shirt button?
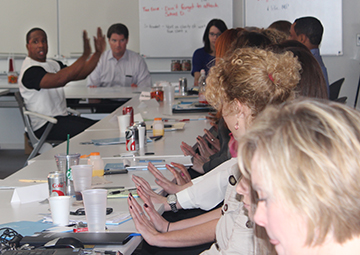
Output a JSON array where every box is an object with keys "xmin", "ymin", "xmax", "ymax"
[
  {"xmin": 224, "ymin": 204, "xmax": 228, "ymax": 211},
  {"xmin": 229, "ymin": 175, "xmax": 237, "ymax": 186}
]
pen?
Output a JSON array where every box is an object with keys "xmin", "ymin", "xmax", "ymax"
[
  {"xmin": 19, "ymin": 179, "xmax": 47, "ymax": 183},
  {"xmin": 139, "ymin": 160, "xmax": 165, "ymax": 163}
]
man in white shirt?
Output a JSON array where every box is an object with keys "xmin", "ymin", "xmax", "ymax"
[{"xmin": 87, "ymin": 23, "xmax": 152, "ymax": 88}]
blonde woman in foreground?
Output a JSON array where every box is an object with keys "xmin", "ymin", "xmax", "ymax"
[{"xmin": 237, "ymin": 99, "xmax": 360, "ymax": 255}]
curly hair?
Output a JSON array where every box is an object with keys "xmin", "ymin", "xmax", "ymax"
[{"xmin": 205, "ymin": 47, "xmax": 301, "ymax": 118}]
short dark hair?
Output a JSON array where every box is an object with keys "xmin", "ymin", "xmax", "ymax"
[
  {"xmin": 107, "ymin": 23, "xmax": 129, "ymax": 39},
  {"xmin": 293, "ymin": 17, "xmax": 323, "ymax": 46},
  {"xmin": 26, "ymin": 27, "xmax": 46, "ymax": 44},
  {"xmin": 268, "ymin": 20, "xmax": 291, "ymax": 36},
  {"xmin": 203, "ymin": 19, "xmax": 228, "ymax": 54}
]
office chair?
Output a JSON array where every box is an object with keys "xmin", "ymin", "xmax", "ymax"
[
  {"xmin": 335, "ymin": 96, "xmax": 348, "ymax": 104},
  {"xmin": 14, "ymin": 92, "xmax": 58, "ymax": 165},
  {"xmin": 329, "ymin": 78, "xmax": 345, "ymax": 101}
]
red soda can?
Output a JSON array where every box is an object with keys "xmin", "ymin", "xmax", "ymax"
[
  {"xmin": 123, "ymin": 106, "xmax": 134, "ymax": 126},
  {"xmin": 48, "ymin": 171, "xmax": 66, "ymax": 196},
  {"xmin": 125, "ymin": 125, "xmax": 138, "ymax": 151}
]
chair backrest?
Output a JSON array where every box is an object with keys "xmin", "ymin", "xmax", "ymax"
[
  {"xmin": 329, "ymin": 78, "xmax": 345, "ymax": 101},
  {"xmin": 14, "ymin": 91, "xmax": 56, "ymax": 165}
]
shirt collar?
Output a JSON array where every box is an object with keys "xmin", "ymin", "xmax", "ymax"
[{"xmin": 108, "ymin": 49, "xmax": 129, "ymax": 62}]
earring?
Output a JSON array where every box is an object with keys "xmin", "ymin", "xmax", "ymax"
[{"xmin": 234, "ymin": 121, "xmax": 239, "ymax": 130}]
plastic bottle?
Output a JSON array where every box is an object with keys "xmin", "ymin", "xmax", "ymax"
[
  {"xmin": 7, "ymin": 54, "xmax": 18, "ymax": 84},
  {"xmin": 198, "ymin": 69, "xmax": 208, "ymax": 104},
  {"xmin": 87, "ymin": 152, "xmax": 104, "ymax": 176},
  {"xmin": 152, "ymin": 118, "xmax": 164, "ymax": 136}
]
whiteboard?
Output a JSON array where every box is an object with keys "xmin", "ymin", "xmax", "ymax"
[
  {"xmin": 245, "ymin": 0, "xmax": 342, "ymax": 56},
  {"xmin": 139, "ymin": 0, "xmax": 233, "ymax": 57}
]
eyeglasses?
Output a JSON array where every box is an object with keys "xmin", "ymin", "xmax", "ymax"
[{"xmin": 209, "ymin": 32, "xmax": 221, "ymax": 38}]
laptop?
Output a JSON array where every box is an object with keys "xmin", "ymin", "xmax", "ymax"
[{"xmin": 20, "ymin": 232, "xmax": 134, "ymax": 248}]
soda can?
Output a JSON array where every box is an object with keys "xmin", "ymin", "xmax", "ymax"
[
  {"xmin": 179, "ymin": 78, "xmax": 187, "ymax": 96},
  {"xmin": 48, "ymin": 171, "xmax": 66, "ymax": 196},
  {"xmin": 125, "ymin": 125, "xmax": 138, "ymax": 151},
  {"xmin": 122, "ymin": 106, "xmax": 134, "ymax": 126}
]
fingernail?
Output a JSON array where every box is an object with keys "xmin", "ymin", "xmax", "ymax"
[
  {"xmin": 155, "ymin": 178, "xmax": 159, "ymax": 182},
  {"xmin": 130, "ymin": 205, "xmax": 133, "ymax": 209},
  {"xmin": 144, "ymin": 203, "xmax": 148, "ymax": 208},
  {"xmin": 181, "ymin": 173, "xmax": 185, "ymax": 177}
]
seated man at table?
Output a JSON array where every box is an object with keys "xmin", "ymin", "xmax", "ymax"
[
  {"xmin": 87, "ymin": 23, "xmax": 152, "ymax": 88},
  {"xmin": 289, "ymin": 16, "xmax": 330, "ymax": 94},
  {"xmin": 19, "ymin": 27, "xmax": 106, "ymax": 141}
]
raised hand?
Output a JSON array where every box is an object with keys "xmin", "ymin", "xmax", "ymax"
[
  {"xmin": 191, "ymin": 154, "xmax": 208, "ymax": 174},
  {"xmin": 93, "ymin": 27, "xmax": 106, "ymax": 54},
  {"xmin": 180, "ymin": 141, "xmax": 197, "ymax": 157},
  {"xmin": 127, "ymin": 193, "xmax": 160, "ymax": 246},
  {"xmin": 135, "ymin": 187, "xmax": 169, "ymax": 233},
  {"xmin": 169, "ymin": 162, "xmax": 191, "ymax": 184},
  {"xmin": 131, "ymin": 175, "xmax": 167, "ymax": 204},
  {"xmin": 148, "ymin": 162, "xmax": 180, "ymax": 194},
  {"xmin": 204, "ymin": 129, "xmax": 220, "ymax": 152},
  {"xmin": 82, "ymin": 30, "xmax": 91, "ymax": 57}
]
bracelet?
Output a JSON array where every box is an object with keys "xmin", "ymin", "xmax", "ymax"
[{"xmin": 167, "ymin": 222, "xmax": 170, "ymax": 232}]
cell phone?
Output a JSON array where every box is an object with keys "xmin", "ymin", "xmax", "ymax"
[{"xmin": 70, "ymin": 207, "xmax": 113, "ymax": 215}]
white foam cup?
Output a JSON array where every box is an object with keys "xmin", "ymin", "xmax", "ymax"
[
  {"xmin": 49, "ymin": 196, "xmax": 71, "ymax": 226},
  {"xmin": 117, "ymin": 114, "xmax": 131, "ymax": 137}
]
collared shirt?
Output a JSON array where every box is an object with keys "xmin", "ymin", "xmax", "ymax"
[
  {"xmin": 311, "ymin": 48, "xmax": 330, "ymax": 95},
  {"xmin": 87, "ymin": 49, "xmax": 152, "ymax": 88}
]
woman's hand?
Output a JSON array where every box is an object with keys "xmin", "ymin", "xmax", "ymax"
[
  {"xmin": 147, "ymin": 162, "xmax": 180, "ymax": 194},
  {"xmin": 127, "ymin": 193, "xmax": 161, "ymax": 246},
  {"xmin": 180, "ymin": 141, "xmax": 198, "ymax": 157},
  {"xmin": 131, "ymin": 175, "xmax": 167, "ymax": 205},
  {"xmin": 191, "ymin": 154, "xmax": 207, "ymax": 174},
  {"xmin": 204, "ymin": 129, "xmax": 221, "ymax": 152},
  {"xmin": 135, "ymin": 187, "xmax": 169, "ymax": 233},
  {"xmin": 170, "ymin": 162, "xmax": 191, "ymax": 184}
]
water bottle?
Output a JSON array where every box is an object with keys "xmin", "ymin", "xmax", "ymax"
[{"xmin": 198, "ymin": 69, "xmax": 208, "ymax": 104}]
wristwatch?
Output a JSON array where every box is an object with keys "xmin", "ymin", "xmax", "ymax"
[{"xmin": 167, "ymin": 194, "xmax": 178, "ymax": 213}]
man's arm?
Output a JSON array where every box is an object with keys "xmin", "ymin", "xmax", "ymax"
[{"xmin": 39, "ymin": 28, "xmax": 105, "ymax": 89}]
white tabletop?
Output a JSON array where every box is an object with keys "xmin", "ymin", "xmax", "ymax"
[{"xmin": 0, "ymin": 89, "xmax": 212, "ymax": 254}]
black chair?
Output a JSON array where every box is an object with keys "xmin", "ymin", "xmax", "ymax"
[
  {"xmin": 329, "ymin": 78, "xmax": 345, "ymax": 101},
  {"xmin": 335, "ymin": 96, "xmax": 348, "ymax": 104},
  {"xmin": 14, "ymin": 92, "xmax": 58, "ymax": 165},
  {"xmin": 354, "ymin": 75, "xmax": 360, "ymax": 108}
]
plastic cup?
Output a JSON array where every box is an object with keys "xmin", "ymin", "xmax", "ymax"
[
  {"xmin": 164, "ymin": 85, "xmax": 175, "ymax": 103},
  {"xmin": 117, "ymin": 115, "xmax": 131, "ymax": 137},
  {"xmin": 54, "ymin": 153, "xmax": 81, "ymax": 196},
  {"xmin": 71, "ymin": 165, "xmax": 93, "ymax": 201},
  {"xmin": 81, "ymin": 189, "xmax": 107, "ymax": 232},
  {"xmin": 49, "ymin": 196, "xmax": 71, "ymax": 226}
]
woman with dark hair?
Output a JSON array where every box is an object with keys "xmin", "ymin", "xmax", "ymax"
[{"xmin": 192, "ymin": 19, "xmax": 227, "ymax": 86}]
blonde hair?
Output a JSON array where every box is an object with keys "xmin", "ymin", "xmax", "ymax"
[
  {"xmin": 238, "ymin": 99, "xmax": 360, "ymax": 246},
  {"xmin": 206, "ymin": 47, "xmax": 301, "ymax": 117}
]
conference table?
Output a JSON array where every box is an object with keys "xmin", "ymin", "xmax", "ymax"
[{"xmin": 0, "ymin": 86, "xmax": 212, "ymax": 255}]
